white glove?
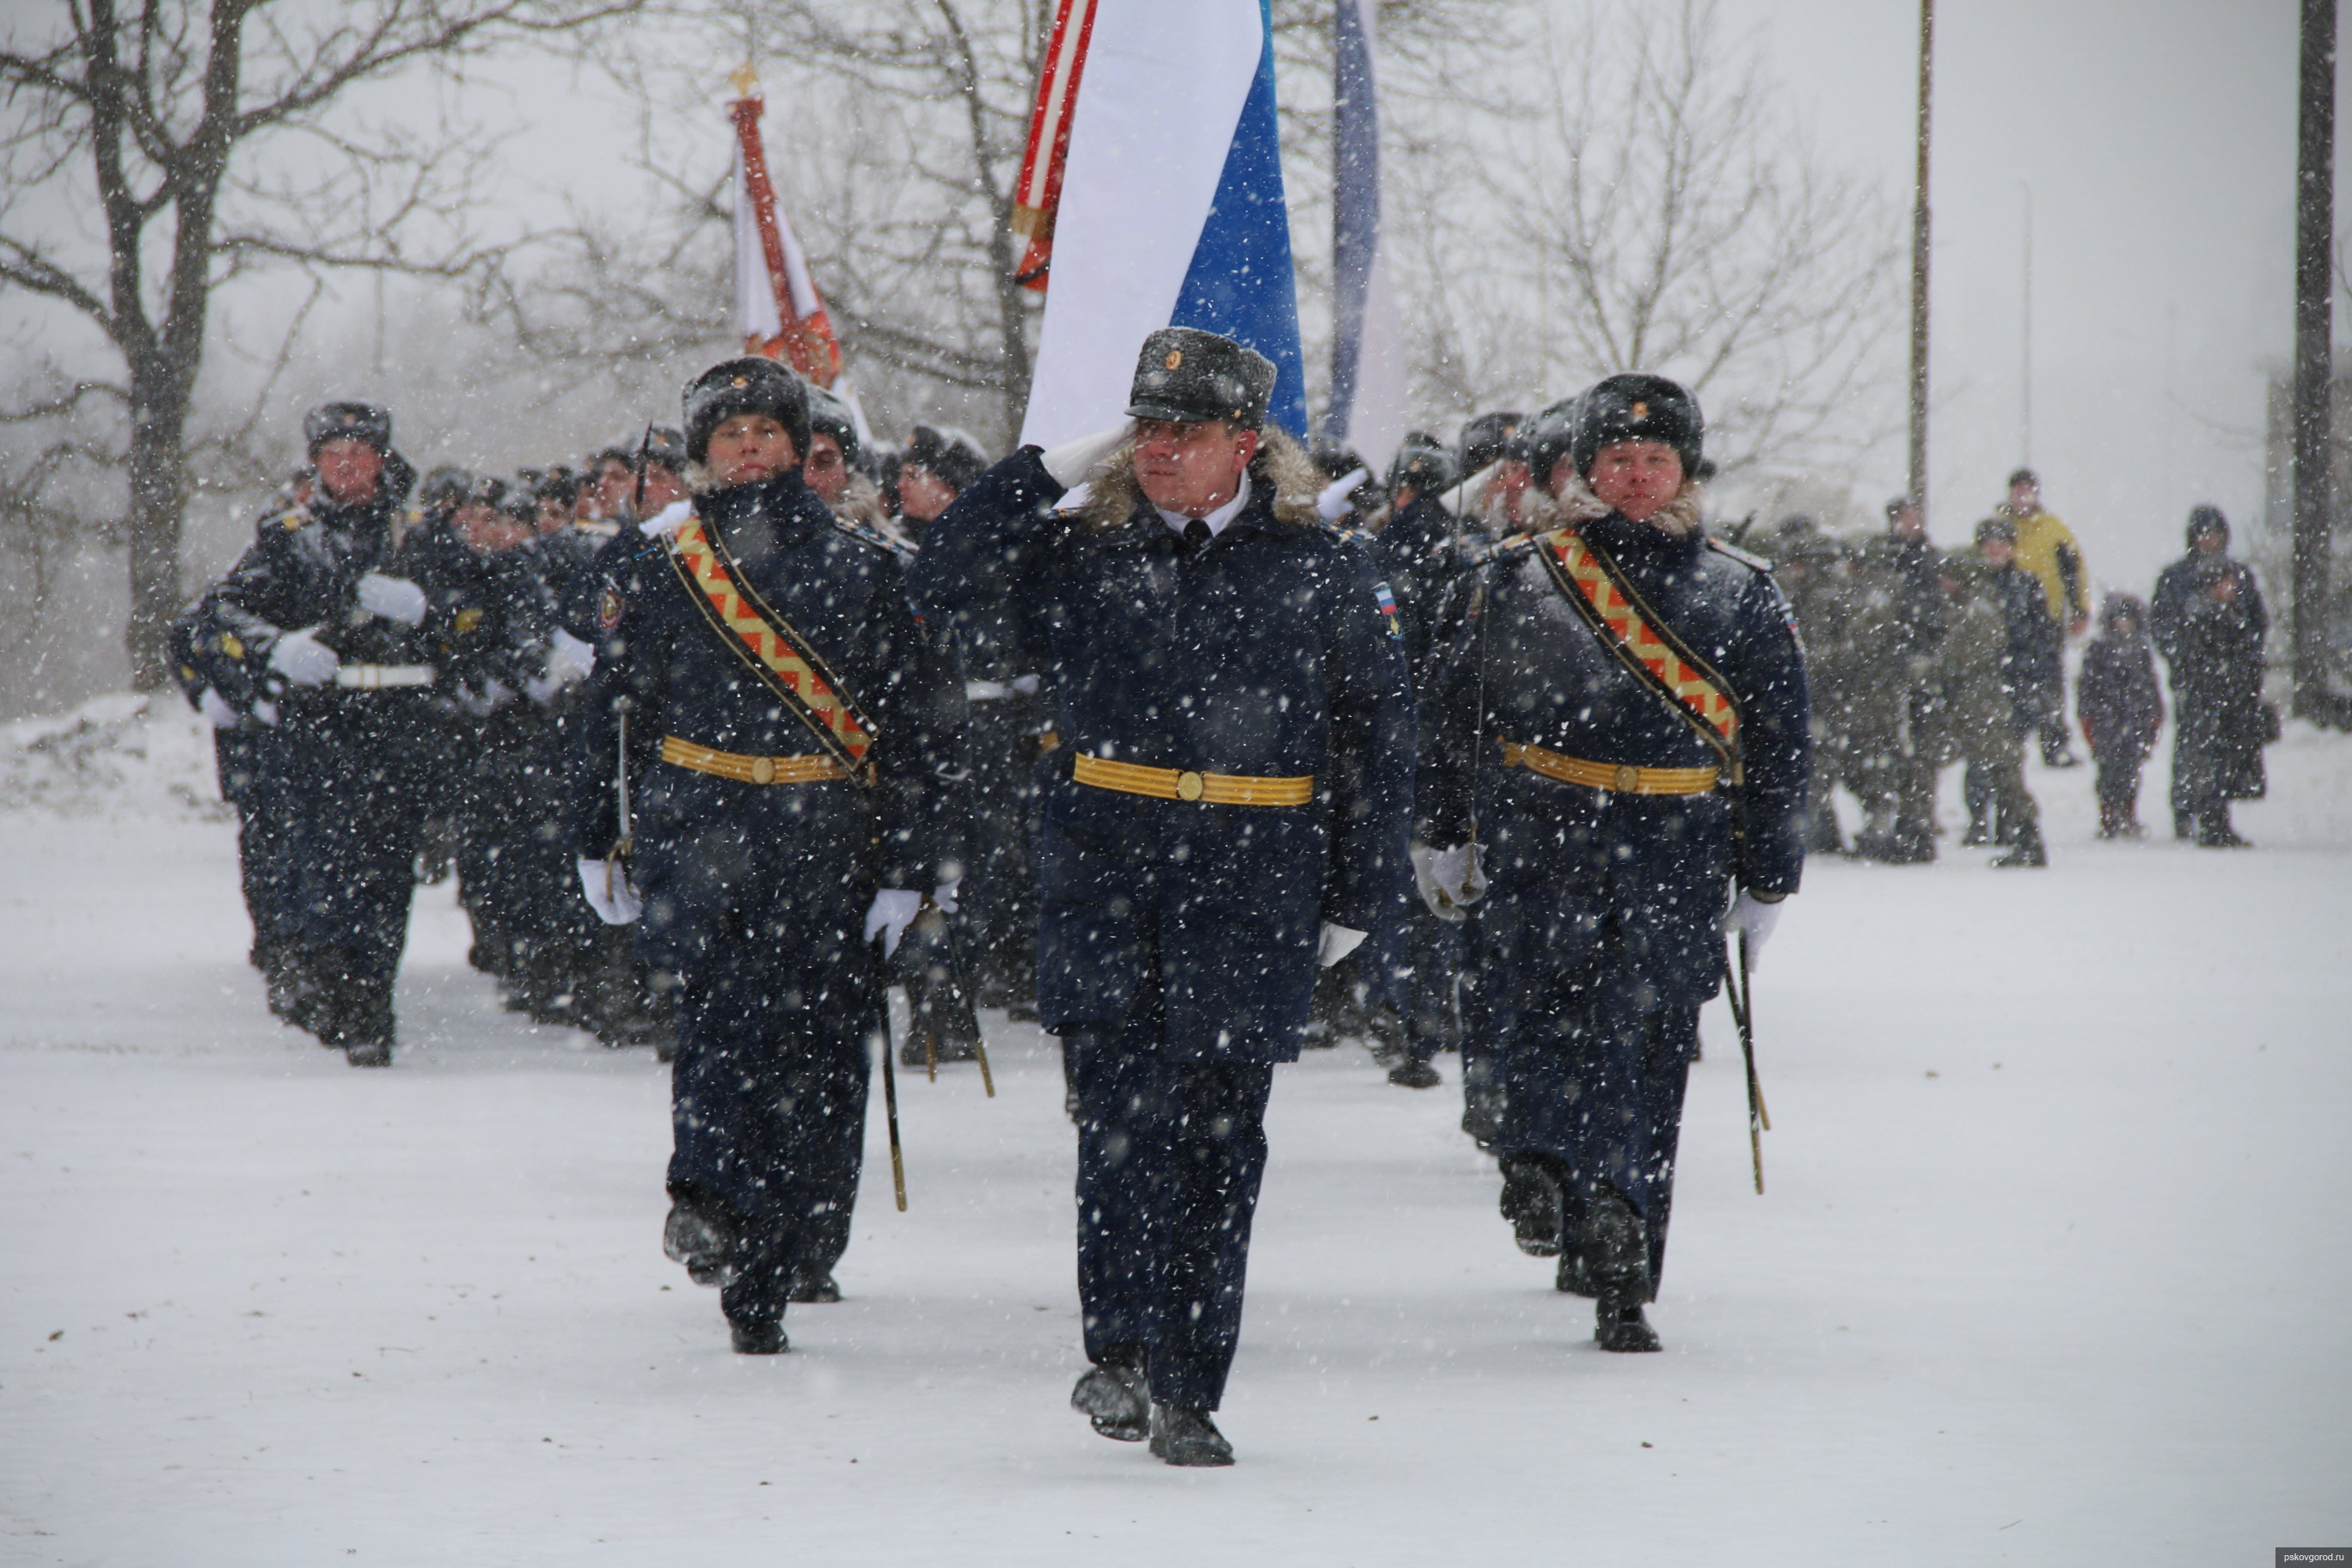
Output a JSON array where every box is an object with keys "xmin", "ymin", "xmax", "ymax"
[
  {"xmin": 546, "ymin": 628, "xmax": 597, "ymax": 684},
  {"xmin": 523, "ymin": 673, "xmax": 561, "ymax": 707},
  {"xmin": 578, "ymin": 858, "xmax": 643, "ymax": 925},
  {"xmin": 252, "ymin": 699, "xmax": 279, "ymax": 727},
  {"xmin": 1317, "ymin": 466, "xmax": 1371, "ymax": 522},
  {"xmin": 355, "ymin": 572, "xmax": 429, "ymax": 628},
  {"xmin": 198, "ymin": 689, "xmax": 241, "ymax": 729},
  {"xmin": 1040, "ymin": 421, "xmax": 1134, "ymax": 488},
  {"xmin": 1722, "ymin": 890, "xmax": 1784, "ymax": 967},
  {"xmin": 1412, "ymin": 842, "xmax": 1486, "ymax": 919},
  {"xmin": 1317, "ymin": 922, "xmax": 1368, "ymax": 968},
  {"xmin": 929, "ymin": 879, "xmax": 962, "ymax": 916},
  {"xmin": 267, "ymin": 626, "xmax": 340, "ymax": 688},
  {"xmin": 864, "ymin": 889, "xmax": 924, "ymax": 958}
]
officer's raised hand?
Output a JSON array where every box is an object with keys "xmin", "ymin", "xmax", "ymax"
[{"xmin": 1038, "ymin": 420, "xmax": 1136, "ymax": 488}]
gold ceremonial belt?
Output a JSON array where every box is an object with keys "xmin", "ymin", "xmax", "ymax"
[
  {"xmin": 661, "ymin": 736, "xmax": 849, "ymax": 786},
  {"xmin": 1498, "ymin": 738, "xmax": 1718, "ymax": 797},
  {"xmin": 1071, "ymin": 752, "xmax": 1314, "ymax": 807}
]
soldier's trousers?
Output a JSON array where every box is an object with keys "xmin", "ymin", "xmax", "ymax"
[
  {"xmin": 264, "ymin": 698, "xmax": 430, "ymax": 1001},
  {"xmin": 1486, "ymin": 948, "xmax": 1697, "ymax": 1298},
  {"xmin": 217, "ymin": 726, "xmax": 296, "ymax": 965},
  {"xmin": 634, "ymin": 822, "xmax": 877, "ymax": 1324},
  {"xmin": 957, "ymin": 691, "xmax": 1044, "ymax": 998},
  {"xmin": 1960, "ymin": 742, "xmax": 2039, "ymax": 841},
  {"xmin": 1066, "ymin": 1000, "xmax": 1273, "ymax": 1413}
]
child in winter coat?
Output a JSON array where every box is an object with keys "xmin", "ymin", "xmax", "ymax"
[{"xmin": 2076, "ymin": 592, "xmax": 2164, "ymax": 837}]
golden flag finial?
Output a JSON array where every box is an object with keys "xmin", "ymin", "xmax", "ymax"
[{"xmin": 728, "ymin": 59, "xmax": 761, "ymax": 99}]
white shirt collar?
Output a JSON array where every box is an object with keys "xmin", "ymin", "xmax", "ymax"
[{"xmin": 1154, "ymin": 472, "xmax": 1251, "ymax": 538}]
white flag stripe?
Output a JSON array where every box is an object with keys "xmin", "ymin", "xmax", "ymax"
[
  {"xmin": 1019, "ymin": 0, "xmax": 1264, "ymax": 450},
  {"xmin": 732, "ymin": 139, "xmax": 782, "ymax": 343}
]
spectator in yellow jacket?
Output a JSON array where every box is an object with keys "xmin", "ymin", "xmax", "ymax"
[{"xmin": 2000, "ymin": 468, "xmax": 2090, "ymax": 766}]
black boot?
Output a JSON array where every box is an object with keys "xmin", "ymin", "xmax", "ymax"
[
  {"xmin": 1961, "ymin": 815, "xmax": 1991, "ymax": 848},
  {"xmin": 663, "ymin": 1199, "xmax": 738, "ymax": 1288},
  {"xmin": 1071, "ymin": 1346, "xmax": 1148, "ymax": 1442},
  {"xmin": 786, "ymin": 1267, "xmax": 842, "ymax": 1304},
  {"xmin": 1586, "ymin": 1191, "xmax": 1661, "ymax": 1352},
  {"xmin": 2196, "ymin": 807, "xmax": 2251, "ymax": 848},
  {"xmin": 1884, "ymin": 817, "xmax": 1938, "ymax": 863},
  {"xmin": 320, "ymin": 969, "xmax": 395, "ymax": 1067},
  {"xmin": 1991, "ymin": 820, "xmax": 2048, "ymax": 868},
  {"xmin": 1461, "ymin": 1077, "xmax": 1505, "ymax": 1153},
  {"xmin": 1498, "ymin": 1155, "xmax": 1565, "ymax": 1258},
  {"xmin": 1554, "ymin": 1243, "xmax": 1596, "ymax": 1298},
  {"xmin": 2173, "ymin": 809, "xmax": 2195, "ymax": 841},
  {"xmin": 1387, "ymin": 1057, "xmax": 1442, "ymax": 1090},
  {"xmin": 1148, "ymin": 1403, "xmax": 1234, "ymax": 1467},
  {"xmin": 728, "ymin": 1311, "xmax": 787, "ymax": 1355}
]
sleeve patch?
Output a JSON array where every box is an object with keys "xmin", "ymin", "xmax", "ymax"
[
  {"xmin": 1373, "ymin": 579, "xmax": 1403, "ymax": 639},
  {"xmin": 597, "ymin": 585, "xmax": 626, "ymax": 631}
]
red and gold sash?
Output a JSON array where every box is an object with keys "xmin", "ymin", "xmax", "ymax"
[
  {"xmin": 1533, "ymin": 527, "xmax": 1743, "ymax": 783},
  {"xmin": 665, "ymin": 514, "xmax": 877, "ymax": 783}
]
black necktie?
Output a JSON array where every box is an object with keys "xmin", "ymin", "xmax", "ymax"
[{"xmin": 1181, "ymin": 517, "xmax": 1211, "ymax": 557}]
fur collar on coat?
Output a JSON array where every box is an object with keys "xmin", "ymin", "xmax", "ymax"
[{"xmin": 1070, "ymin": 425, "xmax": 1326, "ymax": 534}]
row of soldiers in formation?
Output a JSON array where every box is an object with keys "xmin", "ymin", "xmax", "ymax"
[
  {"xmin": 1750, "ymin": 475, "xmax": 2274, "ymax": 867},
  {"xmin": 171, "ymin": 328, "xmax": 2259, "ymax": 1467}
]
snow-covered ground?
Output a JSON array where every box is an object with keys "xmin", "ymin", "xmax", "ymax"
[{"xmin": 3, "ymin": 699, "xmax": 2348, "ymax": 1565}]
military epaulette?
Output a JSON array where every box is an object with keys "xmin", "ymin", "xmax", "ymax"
[{"xmin": 1706, "ymin": 537, "xmax": 1774, "ymax": 573}]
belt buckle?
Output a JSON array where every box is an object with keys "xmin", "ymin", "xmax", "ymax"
[
  {"xmin": 1613, "ymin": 763, "xmax": 1640, "ymax": 793},
  {"xmin": 750, "ymin": 756, "xmax": 777, "ymax": 785},
  {"xmin": 1175, "ymin": 769, "xmax": 1204, "ymax": 802}
]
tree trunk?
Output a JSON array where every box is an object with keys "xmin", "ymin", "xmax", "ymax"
[{"xmin": 122, "ymin": 372, "xmax": 192, "ymax": 690}]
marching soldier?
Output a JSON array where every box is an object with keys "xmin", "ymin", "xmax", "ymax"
[
  {"xmin": 1415, "ymin": 375, "xmax": 1810, "ymax": 1352},
  {"xmin": 188, "ymin": 401, "xmax": 436, "ymax": 1066},
  {"xmin": 911, "ymin": 328, "xmax": 1413, "ymax": 1466},
  {"xmin": 1375, "ymin": 431, "xmax": 1464, "ymax": 1091},
  {"xmin": 891, "ymin": 422, "xmax": 989, "ymax": 540},
  {"xmin": 569, "ymin": 358, "xmax": 967, "ymax": 1353},
  {"xmin": 1764, "ymin": 515, "xmax": 1853, "ymax": 858}
]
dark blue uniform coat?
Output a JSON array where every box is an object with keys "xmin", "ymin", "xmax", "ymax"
[
  {"xmin": 913, "ymin": 448, "xmax": 1415, "ymax": 1063},
  {"xmin": 1418, "ymin": 508, "xmax": 1809, "ymax": 1293},
  {"xmin": 569, "ymin": 471, "xmax": 965, "ymax": 1326},
  {"xmin": 914, "ymin": 443, "xmax": 1412, "ymax": 1412}
]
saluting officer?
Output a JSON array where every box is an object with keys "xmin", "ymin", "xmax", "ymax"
[
  {"xmin": 913, "ymin": 328, "xmax": 1413, "ymax": 1467},
  {"xmin": 569, "ymin": 358, "xmax": 967, "ymax": 1354},
  {"xmin": 190, "ymin": 402, "xmax": 437, "ymax": 1066},
  {"xmin": 1416, "ymin": 376, "xmax": 1810, "ymax": 1352}
]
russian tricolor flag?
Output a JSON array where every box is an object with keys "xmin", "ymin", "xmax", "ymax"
[{"xmin": 1019, "ymin": 0, "xmax": 1308, "ymax": 449}]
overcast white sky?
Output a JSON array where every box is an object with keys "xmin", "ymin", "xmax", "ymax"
[
  {"xmin": 10, "ymin": 0, "xmax": 2328, "ymax": 606},
  {"xmin": 1715, "ymin": 0, "xmax": 2312, "ymax": 592}
]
